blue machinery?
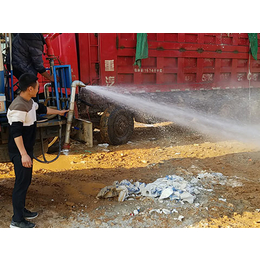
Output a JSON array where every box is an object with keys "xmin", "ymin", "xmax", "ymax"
[
  {"xmin": 0, "ymin": 56, "xmax": 71, "ymax": 163},
  {"xmin": 34, "ymin": 65, "xmax": 73, "ymax": 163},
  {"xmin": 46, "ymin": 65, "xmax": 72, "ymax": 110},
  {"xmin": 1, "ymin": 64, "xmax": 72, "ymax": 119},
  {"xmin": 1, "ymin": 37, "xmax": 92, "ymax": 163}
]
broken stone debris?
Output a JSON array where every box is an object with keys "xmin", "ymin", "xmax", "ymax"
[
  {"xmin": 138, "ymin": 175, "xmax": 197, "ymax": 203},
  {"xmin": 128, "ymin": 207, "xmax": 184, "ymax": 220},
  {"xmin": 96, "ymin": 172, "xmax": 227, "ymax": 204},
  {"xmin": 148, "ymin": 208, "xmax": 172, "ymax": 215},
  {"xmin": 175, "ymin": 215, "xmax": 185, "ymax": 221},
  {"xmin": 61, "ymin": 149, "xmax": 70, "ymax": 155},
  {"xmin": 98, "ymin": 143, "xmax": 109, "ymax": 148}
]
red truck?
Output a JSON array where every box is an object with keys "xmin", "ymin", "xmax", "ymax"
[{"xmin": 40, "ymin": 33, "xmax": 260, "ymax": 145}]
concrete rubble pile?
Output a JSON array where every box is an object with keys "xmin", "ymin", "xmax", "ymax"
[{"xmin": 96, "ymin": 171, "xmax": 227, "ymax": 204}]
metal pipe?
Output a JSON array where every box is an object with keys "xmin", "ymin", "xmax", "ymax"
[
  {"xmin": 44, "ymin": 83, "xmax": 51, "ymax": 100},
  {"xmin": 44, "ymin": 33, "xmax": 61, "ymax": 58},
  {"xmin": 63, "ymin": 80, "xmax": 86, "ymax": 149}
]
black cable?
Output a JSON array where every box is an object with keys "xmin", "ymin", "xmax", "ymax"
[{"xmin": 33, "ymin": 117, "xmax": 62, "ymax": 164}]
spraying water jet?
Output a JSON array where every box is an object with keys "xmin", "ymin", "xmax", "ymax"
[{"xmin": 80, "ymin": 85, "xmax": 260, "ymax": 149}]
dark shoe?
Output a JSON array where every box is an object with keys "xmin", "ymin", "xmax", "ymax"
[
  {"xmin": 24, "ymin": 208, "xmax": 38, "ymax": 220},
  {"xmin": 10, "ymin": 219, "xmax": 35, "ymax": 228}
]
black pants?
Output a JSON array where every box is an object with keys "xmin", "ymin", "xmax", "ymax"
[{"xmin": 11, "ymin": 154, "xmax": 33, "ymax": 222}]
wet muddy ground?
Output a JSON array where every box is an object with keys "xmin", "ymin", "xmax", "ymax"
[{"xmin": 1, "ymin": 122, "xmax": 260, "ymax": 228}]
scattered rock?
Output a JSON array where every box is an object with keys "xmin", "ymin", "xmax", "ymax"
[
  {"xmin": 95, "ymin": 220, "xmax": 102, "ymax": 226},
  {"xmin": 66, "ymin": 201, "xmax": 75, "ymax": 207}
]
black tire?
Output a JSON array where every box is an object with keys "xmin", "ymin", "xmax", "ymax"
[
  {"xmin": 100, "ymin": 106, "xmax": 134, "ymax": 145},
  {"xmin": 0, "ymin": 139, "xmax": 48, "ymax": 163}
]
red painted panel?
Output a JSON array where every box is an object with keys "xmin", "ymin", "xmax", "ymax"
[
  {"xmin": 99, "ymin": 33, "xmax": 117, "ymax": 86},
  {"xmin": 44, "ymin": 33, "xmax": 260, "ymax": 93},
  {"xmin": 39, "ymin": 33, "xmax": 78, "ymax": 91},
  {"xmin": 77, "ymin": 33, "xmax": 90, "ymax": 84},
  {"xmin": 43, "ymin": 33, "xmax": 78, "ymax": 80}
]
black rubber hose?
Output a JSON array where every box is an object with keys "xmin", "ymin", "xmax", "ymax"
[{"xmin": 33, "ymin": 118, "xmax": 62, "ymax": 164}]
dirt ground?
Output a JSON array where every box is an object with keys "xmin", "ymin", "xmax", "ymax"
[{"xmin": 1, "ymin": 122, "xmax": 260, "ymax": 228}]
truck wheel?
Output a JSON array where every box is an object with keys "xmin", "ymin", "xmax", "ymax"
[
  {"xmin": 100, "ymin": 106, "xmax": 134, "ymax": 145},
  {"xmin": 0, "ymin": 139, "xmax": 48, "ymax": 163}
]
